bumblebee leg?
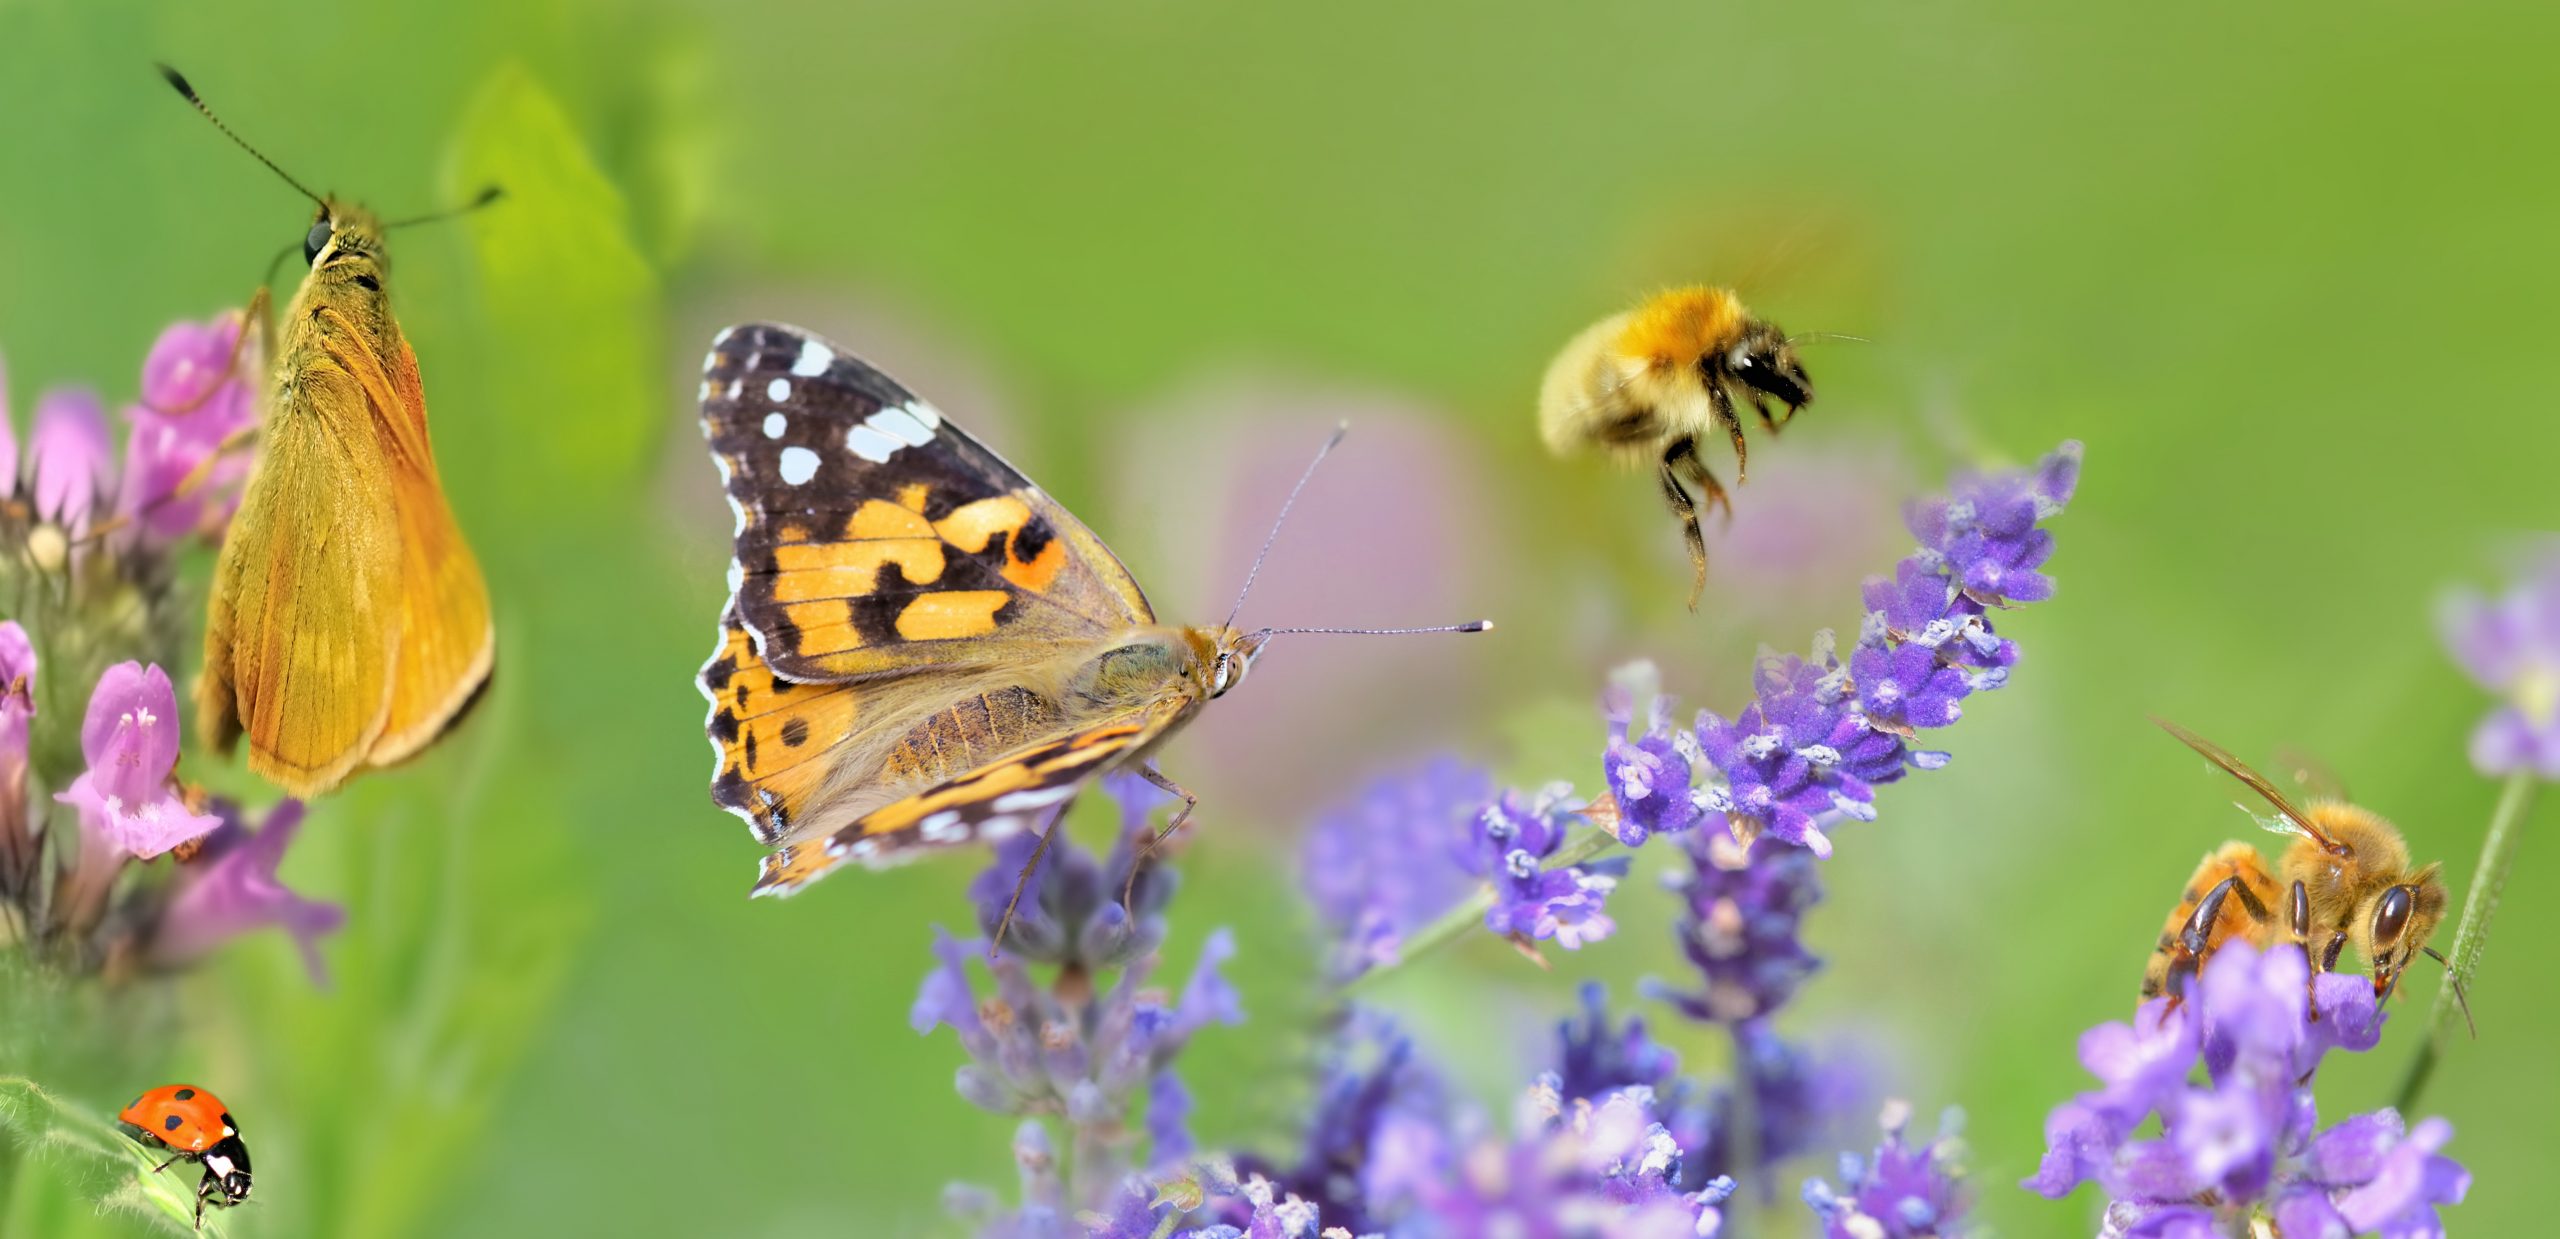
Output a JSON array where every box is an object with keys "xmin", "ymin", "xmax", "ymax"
[
  {"xmin": 1123, "ymin": 763, "xmax": 1199, "ymax": 910},
  {"xmin": 1749, "ymin": 393, "xmax": 1782, "ymax": 435},
  {"xmin": 988, "ymin": 823, "xmax": 1059, "ymax": 958},
  {"xmin": 1704, "ymin": 381, "xmax": 1750, "ymax": 482},
  {"xmin": 1657, "ymin": 438, "xmax": 1710, "ymax": 611}
]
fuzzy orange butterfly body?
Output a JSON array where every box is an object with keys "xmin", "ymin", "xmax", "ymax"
[{"xmin": 169, "ymin": 68, "xmax": 494, "ymax": 797}]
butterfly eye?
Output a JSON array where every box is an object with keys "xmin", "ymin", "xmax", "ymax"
[{"xmin": 303, "ymin": 217, "xmax": 333, "ymax": 266}]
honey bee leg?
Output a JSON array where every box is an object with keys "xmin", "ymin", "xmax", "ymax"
[
  {"xmin": 2319, "ymin": 930, "xmax": 2349, "ymax": 974},
  {"xmin": 1657, "ymin": 438, "xmax": 1711, "ymax": 610},
  {"xmin": 2163, "ymin": 875, "xmax": 2268, "ymax": 1013},
  {"xmin": 1123, "ymin": 763, "xmax": 1199, "ymax": 911},
  {"xmin": 988, "ymin": 823, "xmax": 1060, "ymax": 957}
]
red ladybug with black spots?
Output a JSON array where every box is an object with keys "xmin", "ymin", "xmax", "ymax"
[{"xmin": 117, "ymin": 1084, "xmax": 251, "ymax": 1228}]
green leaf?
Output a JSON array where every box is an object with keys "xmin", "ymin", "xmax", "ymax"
[
  {"xmin": 0, "ymin": 1076, "xmax": 222, "ymax": 1236},
  {"xmin": 436, "ymin": 63, "xmax": 662, "ymax": 521}
]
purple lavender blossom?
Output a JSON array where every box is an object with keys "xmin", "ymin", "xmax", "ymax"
[
  {"xmin": 1804, "ymin": 1102, "xmax": 1971, "ymax": 1239},
  {"xmin": 2026, "ymin": 943, "xmax": 2466, "ymax": 1236},
  {"xmin": 923, "ymin": 782, "xmax": 1242, "ymax": 1227},
  {"xmin": 965, "ymin": 775, "xmax": 1176, "ymax": 971},
  {"xmin": 27, "ymin": 388, "xmax": 113, "ymax": 533},
  {"xmin": 51, "ymin": 662, "xmax": 219, "ymax": 859},
  {"xmin": 1654, "ymin": 830, "xmax": 1824, "ymax": 1025},
  {"xmin": 1603, "ymin": 664, "xmax": 1702, "ymax": 847},
  {"xmin": 149, "ymin": 799, "xmax": 345, "ymax": 986},
  {"xmin": 1397, "ymin": 1079, "xmax": 1734, "ymax": 1238},
  {"xmin": 1300, "ymin": 758, "xmax": 1489, "ymax": 977},
  {"xmin": 1462, "ymin": 784, "xmax": 1628, "ymax": 950},
  {"xmin": 2439, "ymin": 552, "xmax": 2560, "ymax": 778}
]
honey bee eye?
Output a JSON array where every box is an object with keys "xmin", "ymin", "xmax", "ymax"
[
  {"xmin": 303, "ymin": 217, "xmax": 333, "ymax": 266},
  {"xmin": 2371, "ymin": 885, "xmax": 2414, "ymax": 948}
]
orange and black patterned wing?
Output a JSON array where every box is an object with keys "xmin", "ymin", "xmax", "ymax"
[
  {"xmin": 699, "ymin": 603, "xmax": 867, "ymax": 844},
  {"xmin": 699, "ymin": 323, "xmax": 1151, "ymax": 681},
  {"xmin": 751, "ymin": 695, "xmax": 1192, "ymax": 896}
]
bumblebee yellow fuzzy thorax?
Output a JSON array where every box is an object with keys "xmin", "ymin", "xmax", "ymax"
[{"xmin": 1614, "ymin": 286, "xmax": 1750, "ymax": 371}]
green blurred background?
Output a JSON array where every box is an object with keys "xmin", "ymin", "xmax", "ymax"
[{"xmin": 4, "ymin": 1, "xmax": 2557, "ymax": 1234}]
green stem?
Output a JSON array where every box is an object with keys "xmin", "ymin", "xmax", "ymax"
[
  {"xmin": 1342, "ymin": 826, "xmax": 1626, "ymax": 994},
  {"xmin": 2395, "ymin": 771, "xmax": 2538, "ymax": 1114}
]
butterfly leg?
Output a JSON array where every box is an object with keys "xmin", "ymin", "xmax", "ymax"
[
  {"xmin": 76, "ymin": 422, "xmax": 261, "ymax": 548},
  {"xmin": 989, "ymin": 823, "xmax": 1059, "ymax": 958},
  {"xmin": 1122, "ymin": 763, "xmax": 1199, "ymax": 912}
]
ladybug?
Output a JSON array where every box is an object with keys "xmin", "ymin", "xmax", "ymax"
[{"xmin": 116, "ymin": 1084, "xmax": 252, "ymax": 1228}]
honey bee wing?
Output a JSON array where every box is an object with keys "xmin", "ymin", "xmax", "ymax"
[
  {"xmin": 2272, "ymin": 744, "xmax": 2351, "ymax": 804},
  {"xmin": 2152, "ymin": 717, "xmax": 2342, "ymax": 851}
]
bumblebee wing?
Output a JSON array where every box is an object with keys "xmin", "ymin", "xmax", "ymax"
[
  {"xmin": 198, "ymin": 358, "xmax": 401, "ymax": 797},
  {"xmin": 749, "ymin": 694, "xmax": 1190, "ymax": 896},
  {"xmin": 2153, "ymin": 717, "xmax": 2342, "ymax": 850},
  {"xmin": 346, "ymin": 324, "xmax": 495, "ymax": 766}
]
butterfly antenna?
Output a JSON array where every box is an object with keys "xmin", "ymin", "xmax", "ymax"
[
  {"xmin": 1254, "ymin": 622, "xmax": 1493, "ymax": 639},
  {"xmin": 1222, "ymin": 421, "xmax": 1349, "ymax": 632},
  {"xmin": 384, "ymin": 185, "xmax": 506, "ymax": 231},
  {"xmin": 157, "ymin": 64, "xmax": 325, "ymax": 209}
]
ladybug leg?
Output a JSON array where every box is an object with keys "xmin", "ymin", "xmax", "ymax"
[
  {"xmin": 152, "ymin": 1154, "xmax": 182, "ymax": 1174},
  {"xmin": 194, "ymin": 1170, "xmax": 217, "ymax": 1229}
]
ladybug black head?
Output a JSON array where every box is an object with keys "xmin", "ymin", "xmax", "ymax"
[{"xmin": 201, "ymin": 1134, "xmax": 252, "ymax": 1206}]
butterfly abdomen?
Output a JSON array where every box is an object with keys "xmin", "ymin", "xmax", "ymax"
[{"xmin": 884, "ymin": 687, "xmax": 1061, "ymax": 783}]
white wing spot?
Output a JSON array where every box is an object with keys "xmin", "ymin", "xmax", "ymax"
[
  {"xmin": 905, "ymin": 400, "xmax": 944, "ymax": 429},
  {"xmin": 767, "ymin": 378, "xmax": 792, "ymax": 402},
  {"xmin": 713, "ymin": 326, "xmax": 737, "ymax": 347},
  {"xmin": 791, "ymin": 339, "xmax": 833, "ymax": 377},
  {"xmin": 725, "ymin": 379, "xmax": 742, "ymax": 400},
  {"xmin": 866, "ymin": 406, "xmax": 935, "ymax": 447},
  {"xmin": 993, "ymin": 786, "xmax": 1077, "ymax": 813},
  {"xmin": 763, "ymin": 412, "xmax": 787, "ymax": 439},
  {"xmin": 777, "ymin": 446, "xmax": 821, "ymax": 485},
  {"xmin": 698, "ymin": 380, "xmax": 712, "ymax": 401},
  {"xmin": 847, "ymin": 425, "xmax": 901, "ymax": 463},
  {"xmin": 919, "ymin": 811, "xmax": 968, "ymax": 843}
]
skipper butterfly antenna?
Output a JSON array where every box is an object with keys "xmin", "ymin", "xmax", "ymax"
[
  {"xmin": 1222, "ymin": 420, "xmax": 1349, "ymax": 632},
  {"xmin": 156, "ymin": 63, "xmax": 325, "ymax": 209},
  {"xmin": 384, "ymin": 185, "xmax": 506, "ymax": 231}
]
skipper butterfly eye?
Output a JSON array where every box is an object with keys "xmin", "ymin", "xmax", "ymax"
[{"xmin": 303, "ymin": 217, "xmax": 332, "ymax": 265}]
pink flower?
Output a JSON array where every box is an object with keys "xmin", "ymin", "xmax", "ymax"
[
  {"xmin": 0, "ymin": 619, "xmax": 32, "ymax": 759},
  {"xmin": 152, "ymin": 800, "xmax": 345, "ymax": 987},
  {"xmin": 27, "ymin": 387, "xmax": 114, "ymax": 532},
  {"xmin": 51, "ymin": 662, "xmax": 219, "ymax": 859},
  {"xmin": 122, "ymin": 313, "xmax": 256, "ymax": 543}
]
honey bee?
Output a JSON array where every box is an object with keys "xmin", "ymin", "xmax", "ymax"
[
  {"xmin": 1536, "ymin": 286, "xmax": 1818, "ymax": 609},
  {"xmin": 2143, "ymin": 720, "xmax": 2469, "ymax": 1026}
]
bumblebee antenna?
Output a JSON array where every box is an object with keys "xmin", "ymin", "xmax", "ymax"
[
  {"xmin": 2421, "ymin": 946, "xmax": 2477, "ymax": 1039},
  {"xmin": 1223, "ymin": 421, "xmax": 1348, "ymax": 632},
  {"xmin": 384, "ymin": 185, "xmax": 506, "ymax": 231},
  {"xmin": 157, "ymin": 64, "xmax": 324, "ymax": 209},
  {"xmin": 1790, "ymin": 331, "xmax": 1870, "ymax": 347}
]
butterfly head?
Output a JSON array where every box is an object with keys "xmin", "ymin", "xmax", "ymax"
[
  {"xmin": 304, "ymin": 200, "xmax": 384, "ymax": 271},
  {"xmin": 1205, "ymin": 627, "xmax": 1272, "ymax": 699}
]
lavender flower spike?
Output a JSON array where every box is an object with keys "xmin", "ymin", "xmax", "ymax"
[
  {"xmin": 2439, "ymin": 551, "xmax": 2560, "ymax": 778},
  {"xmin": 1804, "ymin": 1101, "xmax": 1972, "ymax": 1239},
  {"xmin": 150, "ymin": 800, "xmax": 346, "ymax": 986},
  {"xmin": 2025, "ymin": 943, "xmax": 2465, "ymax": 1236},
  {"xmin": 1463, "ymin": 783, "xmax": 1628, "ymax": 950},
  {"xmin": 1300, "ymin": 758, "xmax": 1488, "ymax": 978}
]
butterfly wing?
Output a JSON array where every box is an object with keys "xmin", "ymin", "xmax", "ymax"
[
  {"xmin": 699, "ymin": 603, "xmax": 869, "ymax": 845},
  {"xmin": 751, "ymin": 694, "xmax": 1193, "ymax": 896},
  {"xmin": 353, "ymin": 327, "xmax": 495, "ymax": 765},
  {"xmin": 197, "ymin": 349, "xmax": 402, "ymax": 796},
  {"xmin": 698, "ymin": 323, "xmax": 1152, "ymax": 682}
]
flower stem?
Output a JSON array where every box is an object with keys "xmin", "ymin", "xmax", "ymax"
[
  {"xmin": 1341, "ymin": 826, "xmax": 1627, "ymax": 994},
  {"xmin": 2395, "ymin": 770, "xmax": 2538, "ymax": 1114}
]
